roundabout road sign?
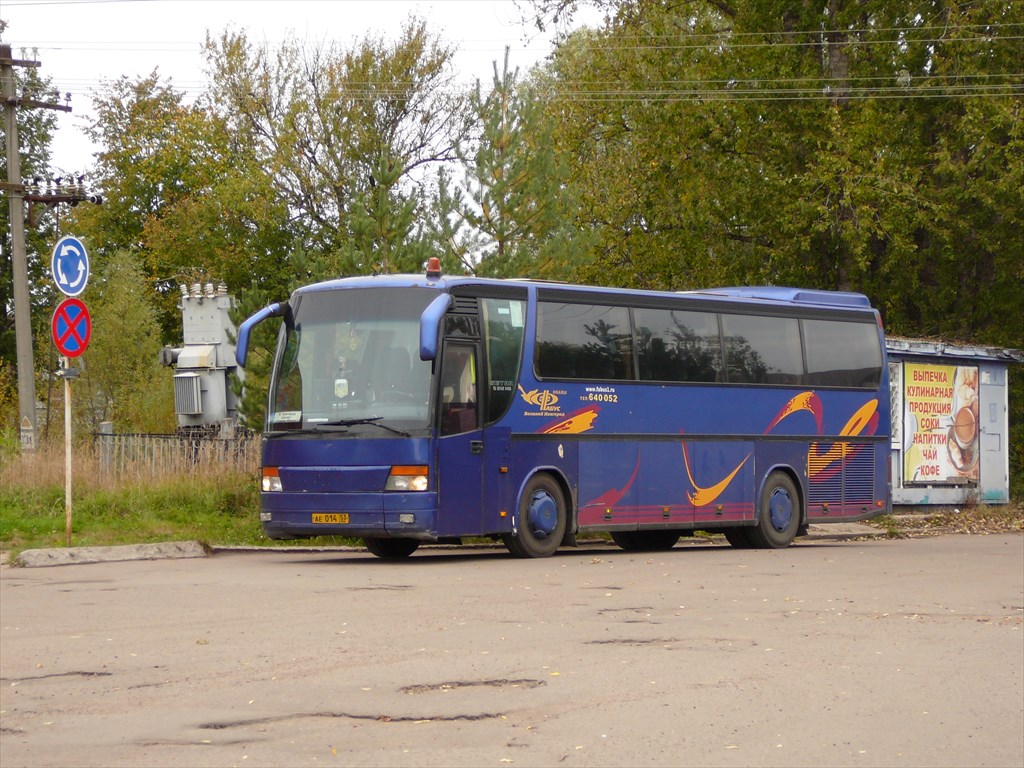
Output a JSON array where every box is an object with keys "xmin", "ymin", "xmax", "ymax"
[
  {"xmin": 51, "ymin": 235, "xmax": 90, "ymax": 297},
  {"xmin": 52, "ymin": 298, "xmax": 92, "ymax": 358}
]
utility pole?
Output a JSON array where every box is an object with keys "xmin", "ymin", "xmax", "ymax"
[{"xmin": 1, "ymin": 43, "xmax": 71, "ymax": 451}]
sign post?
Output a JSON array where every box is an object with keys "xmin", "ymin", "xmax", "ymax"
[
  {"xmin": 51, "ymin": 236, "xmax": 91, "ymax": 546},
  {"xmin": 63, "ymin": 361, "xmax": 74, "ymax": 547}
]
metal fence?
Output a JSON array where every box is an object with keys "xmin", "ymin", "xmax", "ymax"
[{"xmin": 94, "ymin": 431, "xmax": 262, "ymax": 480}]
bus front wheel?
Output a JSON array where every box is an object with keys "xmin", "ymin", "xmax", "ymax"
[
  {"xmin": 747, "ymin": 472, "xmax": 801, "ymax": 548},
  {"xmin": 722, "ymin": 528, "xmax": 754, "ymax": 548},
  {"xmin": 503, "ymin": 474, "xmax": 567, "ymax": 558},
  {"xmin": 364, "ymin": 537, "xmax": 420, "ymax": 559}
]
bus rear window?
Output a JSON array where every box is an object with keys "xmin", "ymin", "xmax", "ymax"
[{"xmin": 803, "ymin": 318, "xmax": 882, "ymax": 388}]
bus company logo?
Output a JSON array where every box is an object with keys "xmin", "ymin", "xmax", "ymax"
[{"xmin": 518, "ymin": 385, "xmax": 563, "ymax": 413}]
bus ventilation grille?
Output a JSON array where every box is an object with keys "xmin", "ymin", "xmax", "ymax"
[
  {"xmin": 451, "ymin": 296, "xmax": 479, "ymax": 315},
  {"xmin": 808, "ymin": 442, "xmax": 875, "ymax": 506}
]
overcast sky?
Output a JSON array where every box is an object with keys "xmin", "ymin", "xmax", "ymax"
[{"xmin": 1, "ymin": 0, "xmax": 598, "ymax": 171}]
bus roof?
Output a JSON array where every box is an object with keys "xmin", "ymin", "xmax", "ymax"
[
  {"xmin": 686, "ymin": 286, "xmax": 873, "ymax": 309},
  {"xmin": 292, "ymin": 273, "xmax": 874, "ymax": 312}
]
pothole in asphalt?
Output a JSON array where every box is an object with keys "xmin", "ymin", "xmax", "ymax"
[
  {"xmin": 0, "ymin": 670, "xmax": 113, "ymax": 683},
  {"xmin": 349, "ymin": 584, "xmax": 414, "ymax": 591},
  {"xmin": 400, "ymin": 678, "xmax": 546, "ymax": 694},
  {"xmin": 585, "ymin": 637, "xmax": 679, "ymax": 646},
  {"xmin": 200, "ymin": 710, "xmax": 507, "ymax": 730}
]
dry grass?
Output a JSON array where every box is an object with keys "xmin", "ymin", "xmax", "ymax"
[
  {"xmin": 1, "ymin": 437, "xmax": 265, "ymax": 555},
  {"xmin": 1, "ymin": 436, "xmax": 260, "ymax": 493}
]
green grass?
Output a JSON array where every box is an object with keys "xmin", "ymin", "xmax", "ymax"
[
  {"xmin": 0, "ymin": 442, "xmax": 364, "ymax": 557},
  {"xmin": 1, "ymin": 478, "xmax": 253, "ymax": 550},
  {"xmin": 0, "ymin": 478, "xmax": 371, "ymax": 555}
]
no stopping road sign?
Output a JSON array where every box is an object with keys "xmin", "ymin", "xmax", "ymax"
[{"xmin": 52, "ymin": 298, "xmax": 92, "ymax": 358}]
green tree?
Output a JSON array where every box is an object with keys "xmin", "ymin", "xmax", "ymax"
[
  {"xmin": 452, "ymin": 49, "xmax": 585, "ymax": 278},
  {"xmin": 66, "ymin": 70, "xmax": 299, "ymax": 430},
  {"xmin": 73, "ymin": 73, "xmax": 201, "ymax": 258},
  {"xmin": 203, "ymin": 19, "xmax": 471, "ymax": 279},
  {"xmin": 534, "ymin": 0, "xmax": 1023, "ymax": 337},
  {"xmin": 79, "ymin": 250, "xmax": 174, "ymax": 433},
  {"xmin": 200, "ymin": 20, "xmax": 474, "ymax": 423},
  {"xmin": 427, "ymin": 166, "xmax": 482, "ymax": 275},
  {"xmin": 70, "ymin": 73, "xmax": 295, "ymax": 342}
]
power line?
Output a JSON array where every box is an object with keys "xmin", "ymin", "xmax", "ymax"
[
  {"xmin": 9, "ymin": 20, "xmax": 1023, "ymax": 52},
  {"xmin": 12, "ymin": 31, "xmax": 1024, "ymax": 55},
  {"xmin": 41, "ymin": 79, "xmax": 1023, "ymax": 104},
  {"xmin": 557, "ymin": 22, "xmax": 1024, "ymax": 41}
]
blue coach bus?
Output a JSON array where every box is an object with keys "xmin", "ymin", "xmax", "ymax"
[{"xmin": 236, "ymin": 259, "xmax": 891, "ymax": 558}]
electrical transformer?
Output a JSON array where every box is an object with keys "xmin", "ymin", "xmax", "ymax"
[{"xmin": 158, "ymin": 282, "xmax": 242, "ymax": 432}]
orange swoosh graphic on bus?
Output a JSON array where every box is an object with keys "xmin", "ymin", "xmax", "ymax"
[
  {"xmin": 808, "ymin": 399, "xmax": 879, "ymax": 476},
  {"xmin": 681, "ymin": 395, "xmax": 877, "ymax": 505},
  {"xmin": 765, "ymin": 392, "xmax": 823, "ymax": 434},
  {"xmin": 840, "ymin": 399, "xmax": 879, "ymax": 436},
  {"xmin": 679, "ymin": 392, "xmax": 816, "ymax": 508},
  {"xmin": 681, "ymin": 440, "xmax": 751, "ymax": 507},
  {"xmin": 539, "ymin": 405, "xmax": 601, "ymax": 435},
  {"xmin": 587, "ymin": 452, "xmax": 641, "ymax": 507}
]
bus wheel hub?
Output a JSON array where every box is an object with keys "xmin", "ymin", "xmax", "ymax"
[
  {"xmin": 527, "ymin": 490, "xmax": 558, "ymax": 539},
  {"xmin": 769, "ymin": 487, "xmax": 793, "ymax": 532}
]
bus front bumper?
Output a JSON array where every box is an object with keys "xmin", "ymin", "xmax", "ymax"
[{"xmin": 260, "ymin": 492, "xmax": 439, "ymax": 540}]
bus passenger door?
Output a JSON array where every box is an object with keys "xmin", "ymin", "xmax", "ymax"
[{"xmin": 436, "ymin": 342, "xmax": 484, "ymax": 536}]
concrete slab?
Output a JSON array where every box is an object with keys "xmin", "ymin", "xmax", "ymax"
[
  {"xmin": 804, "ymin": 521, "xmax": 882, "ymax": 540},
  {"xmin": 13, "ymin": 540, "xmax": 210, "ymax": 568}
]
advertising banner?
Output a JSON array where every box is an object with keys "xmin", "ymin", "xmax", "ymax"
[{"xmin": 903, "ymin": 363, "xmax": 979, "ymax": 484}]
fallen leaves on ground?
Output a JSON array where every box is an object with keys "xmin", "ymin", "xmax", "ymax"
[{"xmin": 867, "ymin": 504, "xmax": 1023, "ymax": 537}]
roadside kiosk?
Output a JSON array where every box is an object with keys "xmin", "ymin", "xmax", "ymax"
[{"xmin": 887, "ymin": 337, "xmax": 1022, "ymax": 506}]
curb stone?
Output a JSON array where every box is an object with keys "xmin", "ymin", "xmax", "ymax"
[
  {"xmin": 7, "ymin": 524, "xmax": 883, "ymax": 568},
  {"xmin": 13, "ymin": 541, "xmax": 210, "ymax": 568}
]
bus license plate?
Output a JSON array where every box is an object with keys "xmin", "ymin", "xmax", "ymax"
[{"xmin": 312, "ymin": 513, "xmax": 349, "ymax": 524}]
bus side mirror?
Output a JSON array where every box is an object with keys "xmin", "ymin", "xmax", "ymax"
[
  {"xmin": 236, "ymin": 302, "xmax": 287, "ymax": 368},
  {"xmin": 419, "ymin": 293, "xmax": 452, "ymax": 362}
]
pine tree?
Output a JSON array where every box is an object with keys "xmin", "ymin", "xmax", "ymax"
[{"xmin": 456, "ymin": 49, "xmax": 583, "ymax": 278}]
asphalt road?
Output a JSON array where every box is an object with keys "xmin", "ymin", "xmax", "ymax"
[{"xmin": 2, "ymin": 535, "xmax": 1022, "ymax": 768}]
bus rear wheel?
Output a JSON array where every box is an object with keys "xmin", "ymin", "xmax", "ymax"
[
  {"xmin": 503, "ymin": 474, "xmax": 566, "ymax": 558},
  {"xmin": 364, "ymin": 537, "xmax": 420, "ymax": 559},
  {"xmin": 746, "ymin": 472, "xmax": 801, "ymax": 549},
  {"xmin": 611, "ymin": 530, "xmax": 681, "ymax": 551}
]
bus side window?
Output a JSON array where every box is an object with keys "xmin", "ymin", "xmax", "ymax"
[{"xmin": 440, "ymin": 345, "xmax": 478, "ymax": 435}]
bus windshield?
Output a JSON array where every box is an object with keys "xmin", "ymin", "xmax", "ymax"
[{"xmin": 267, "ymin": 287, "xmax": 439, "ymax": 434}]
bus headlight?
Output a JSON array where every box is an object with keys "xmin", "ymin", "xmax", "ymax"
[
  {"xmin": 385, "ymin": 465, "xmax": 429, "ymax": 492},
  {"xmin": 262, "ymin": 468, "xmax": 282, "ymax": 492}
]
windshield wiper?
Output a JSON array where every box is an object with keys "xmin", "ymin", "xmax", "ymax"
[
  {"xmin": 324, "ymin": 416, "xmax": 411, "ymax": 437},
  {"xmin": 264, "ymin": 424, "xmax": 351, "ymax": 437},
  {"xmin": 267, "ymin": 417, "xmax": 411, "ymax": 438}
]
